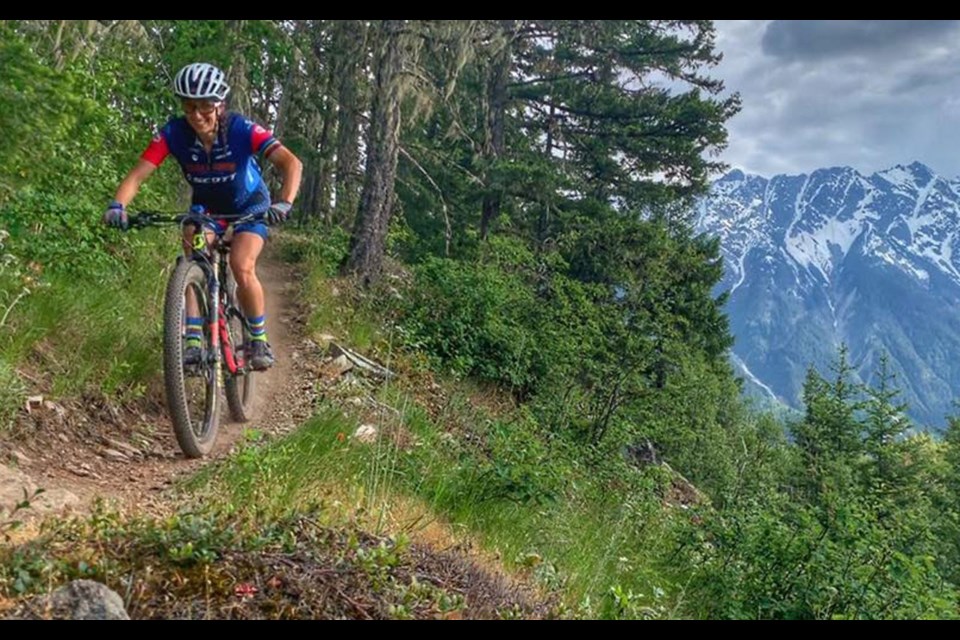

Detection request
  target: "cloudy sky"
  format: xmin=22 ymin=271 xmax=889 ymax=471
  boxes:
xmin=712 ymin=20 xmax=960 ymax=179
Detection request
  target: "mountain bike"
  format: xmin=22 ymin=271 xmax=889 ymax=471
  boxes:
xmin=126 ymin=210 xmax=259 ymax=458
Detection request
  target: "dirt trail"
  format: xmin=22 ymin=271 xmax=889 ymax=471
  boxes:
xmin=1 ymin=247 xmax=326 ymax=523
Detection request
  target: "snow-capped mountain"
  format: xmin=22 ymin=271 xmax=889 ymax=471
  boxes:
xmin=696 ymin=161 xmax=960 ymax=429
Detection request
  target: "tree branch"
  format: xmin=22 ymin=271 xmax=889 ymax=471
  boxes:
xmin=398 ymin=145 xmax=452 ymax=256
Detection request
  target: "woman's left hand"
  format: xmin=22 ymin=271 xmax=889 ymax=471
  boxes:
xmin=265 ymin=201 xmax=292 ymax=225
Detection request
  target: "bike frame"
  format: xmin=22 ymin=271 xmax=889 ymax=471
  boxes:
xmin=180 ymin=212 xmax=254 ymax=377
xmin=131 ymin=210 xmax=260 ymax=377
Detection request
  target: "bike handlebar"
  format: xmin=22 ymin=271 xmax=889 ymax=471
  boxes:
xmin=126 ymin=210 xmax=264 ymax=230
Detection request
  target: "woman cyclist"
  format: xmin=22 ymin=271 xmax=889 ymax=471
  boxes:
xmin=103 ymin=62 xmax=302 ymax=371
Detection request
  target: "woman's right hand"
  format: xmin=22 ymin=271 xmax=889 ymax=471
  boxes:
xmin=103 ymin=201 xmax=128 ymax=230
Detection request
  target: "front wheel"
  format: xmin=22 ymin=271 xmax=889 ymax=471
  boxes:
xmin=163 ymin=258 xmax=220 ymax=458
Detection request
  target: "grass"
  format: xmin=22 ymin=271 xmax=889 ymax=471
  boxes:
xmin=0 ymin=229 xmax=177 ymax=432
xmin=0 ymin=501 xmax=557 ymax=619
xmin=187 ymin=374 xmax=683 ymax=618
xmin=259 ymin=229 xmax=690 ymax=618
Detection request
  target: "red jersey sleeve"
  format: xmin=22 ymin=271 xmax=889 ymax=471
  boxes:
xmin=250 ymin=122 xmax=280 ymax=159
xmin=140 ymin=130 xmax=170 ymax=166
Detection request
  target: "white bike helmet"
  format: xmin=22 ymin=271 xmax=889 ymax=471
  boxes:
xmin=173 ymin=63 xmax=230 ymax=101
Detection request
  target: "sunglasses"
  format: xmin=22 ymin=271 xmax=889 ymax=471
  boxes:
xmin=182 ymin=100 xmax=221 ymax=115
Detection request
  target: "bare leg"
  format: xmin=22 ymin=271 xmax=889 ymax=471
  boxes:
xmin=230 ymin=231 xmax=273 ymax=369
xmin=229 ymin=232 xmax=266 ymax=317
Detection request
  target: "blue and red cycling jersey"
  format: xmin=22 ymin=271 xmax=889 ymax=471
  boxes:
xmin=141 ymin=113 xmax=281 ymax=218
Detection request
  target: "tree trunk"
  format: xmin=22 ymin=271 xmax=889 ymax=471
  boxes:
xmin=299 ymin=159 xmax=320 ymax=222
xmin=332 ymin=20 xmax=368 ymax=230
xmin=51 ymin=20 xmax=67 ymax=70
xmin=286 ymin=21 xmax=328 ymax=224
xmin=480 ymin=20 xmax=515 ymax=241
xmin=314 ymin=62 xmax=339 ymax=222
xmin=341 ymin=20 xmax=405 ymax=285
xmin=536 ymin=102 xmax=557 ymax=247
xmin=227 ymin=20 xmax=253 ymax=117
xmin=272 ymin=31 xmax=301 ymax=141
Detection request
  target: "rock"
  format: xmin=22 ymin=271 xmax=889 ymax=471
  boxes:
xmin=43 ymin=400 xmax=67 ymax=420
xmin=104 ymin=438 xmax=141 ymax=457
xmin=0 ymin=464 xmax=79 ymax=516
xmin=11 ymin=450 xmax=32 ymax=466
xmin=342 ymin=375 xmax=366 ymax=388
xmin=0 ymin=464 xmax=37 ymax=510
xmin=330 ymin=354 xmax=354 ymax=375
xmin=24 ymin=395 xmax=43 ymax=414
xmin=33 ymin=488 xmax=81 ymax=513
xmin=30 ymin=580 xmax=129 ymax=620
xmin=102 ymin=449 xmax=128 ymax=462
xmin=353 ymin=424 xmax=378 ymax=444
xmin=624 ymin=439 xmax=659 ymax=468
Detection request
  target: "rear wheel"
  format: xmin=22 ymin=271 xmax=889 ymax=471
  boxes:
xmin=223 ymin=267 xmax=256 ymax=422
xmin=163 ymin=259 xmax=219 ymax=458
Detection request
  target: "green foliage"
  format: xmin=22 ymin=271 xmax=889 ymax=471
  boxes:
xmin=0 ymin=356 xmax=26 ymax=432
xmin=393 ymin=243 xmax=546 ymax=391
xmin=0 ymin=23 xmax=188 ymax=403
xmin=471 ymin=413 xmax=565 ymax=506
xmin=671 ymin=347 xmax=960 ymax=619
xmin=274 ymin=225 xmax=351 ymax=276
xmin=680 ymin=489 xmax=958 ymax=619
xmin=934 ymin=412 xmax=960 ymax=585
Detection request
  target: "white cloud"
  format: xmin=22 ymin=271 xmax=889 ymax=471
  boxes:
xmin=713 ymin=20 xmax=960 ymax=179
